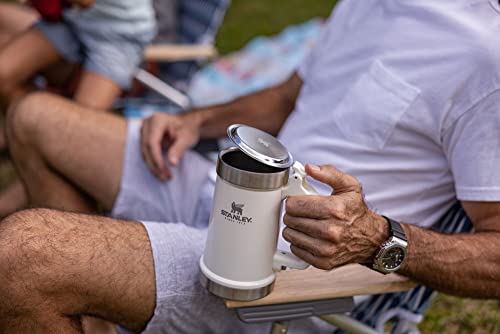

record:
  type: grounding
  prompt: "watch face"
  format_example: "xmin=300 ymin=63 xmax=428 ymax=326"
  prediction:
xmin=381 ymin=246 xmax=405 ymax=270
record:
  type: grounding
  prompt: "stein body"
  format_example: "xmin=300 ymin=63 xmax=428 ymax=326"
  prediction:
xmin=200 ymin=146 xmax=315 ymax=300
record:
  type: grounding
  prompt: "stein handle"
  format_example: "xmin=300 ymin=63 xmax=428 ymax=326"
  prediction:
xmin=273 ymin=161 xmax=320 ymax=272
xmin=282 ymin=161 xmax=319 ymax=197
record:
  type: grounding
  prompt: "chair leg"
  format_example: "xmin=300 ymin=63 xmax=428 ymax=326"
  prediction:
xmin=319 ymin=314 xmax=379 ymax=334
xmin=270 ymin=321 xmax=289 ymax=334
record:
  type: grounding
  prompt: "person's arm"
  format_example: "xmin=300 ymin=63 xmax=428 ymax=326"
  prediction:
xmin=397 ymin=201 xmax=500 ymax=298
xmin=190 ymin=72 xmax=303 ymax=139
xmin=282 ymin=165 xmax=500 ymax=299
xmin=140 ymin=73 xmax=303 ymax=180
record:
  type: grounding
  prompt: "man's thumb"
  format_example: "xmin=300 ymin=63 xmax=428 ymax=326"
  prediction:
xmin=305 ymin=164 xmax=361 ymax=194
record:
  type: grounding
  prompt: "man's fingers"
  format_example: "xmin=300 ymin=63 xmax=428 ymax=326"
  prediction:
xmin=147 ymin=121 xmax=169 ymax=172
xmin=167 ymin=134 xmax=193 ymax=166
xmin=140 ymin=121 xmax=157 ymax=175
xmin=283 ymin=215 xmax=342 ymax=242
xmin=290 ymin=245 xmax=333 ymax=271
xmin=283 ymin=227 xmax=336 ymax=257
xmin=286 ymin=195 xmax=333 ymax=219
xmin=305 ymin=164 xmax=361 ymax=194
xmin=140 ymin=141 xmax=162 ymax=179
xmin=140 ymin=119 xmax=170 ymax=180
xmin=149 ymin=140 xmax=170 ymax=179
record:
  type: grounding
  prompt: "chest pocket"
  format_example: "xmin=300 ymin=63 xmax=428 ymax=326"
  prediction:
xmin=333 ymin=60 xmax=420 ymax=149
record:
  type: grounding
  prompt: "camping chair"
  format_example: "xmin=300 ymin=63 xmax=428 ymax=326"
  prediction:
xmin=134 ymin=0 xmax=231 ymax=109
xmin=226 ymin=202 xmax=473 ymax=334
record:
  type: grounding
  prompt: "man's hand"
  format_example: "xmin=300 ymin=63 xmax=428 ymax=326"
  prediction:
xmin=283 ymin=165 xmax=389 ymax=270
xmin=140 ymin=112 xmax=201 ymax=181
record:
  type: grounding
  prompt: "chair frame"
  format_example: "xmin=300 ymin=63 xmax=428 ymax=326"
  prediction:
xmin=135 ymin=0 xmax=230 ymax=109
xmin=226 ymin=264 xmax=416 ymax=334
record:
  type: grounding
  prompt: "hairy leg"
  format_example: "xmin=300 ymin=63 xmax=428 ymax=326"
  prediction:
xmin=7 ymin=92 xmax=127 ymax=212
xmin=0 ymin=209 xmax=156 ymax=333
xmin=74 ymin=71 xmax=123 ymax=110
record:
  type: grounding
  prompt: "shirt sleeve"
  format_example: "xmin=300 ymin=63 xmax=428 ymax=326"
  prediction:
xmin=443 ymin=89 xmax=500 ymax=201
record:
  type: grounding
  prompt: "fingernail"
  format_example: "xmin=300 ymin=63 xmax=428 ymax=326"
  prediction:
xmin=309 ymin=164 xmax=320 ymax=172
xmin=170 ymin=157 xmax=178 ymax=166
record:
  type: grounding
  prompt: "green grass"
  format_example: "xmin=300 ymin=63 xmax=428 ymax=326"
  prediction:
xmin=215 ymin=1 xmax=500 ymax=333
xmin=422 ymin=295 xmax=500 ymax=334
xmin=215 ymin=0 xmax=336 ymax=54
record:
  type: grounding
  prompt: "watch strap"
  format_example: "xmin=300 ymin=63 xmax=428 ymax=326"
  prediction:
xmin=383 ymin=216 xmax=407 ymax=242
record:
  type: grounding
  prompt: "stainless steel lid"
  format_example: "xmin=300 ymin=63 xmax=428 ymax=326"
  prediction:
xmin=227 ymin=124 xmax=293 ymax=169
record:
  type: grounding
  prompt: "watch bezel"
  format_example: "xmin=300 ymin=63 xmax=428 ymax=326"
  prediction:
xmin=373 ymin=236 xmax=408 ymax=274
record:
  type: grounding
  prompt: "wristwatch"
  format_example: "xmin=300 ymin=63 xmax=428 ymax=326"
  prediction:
xmin=371 ymin=216 xmax=408 ymax=274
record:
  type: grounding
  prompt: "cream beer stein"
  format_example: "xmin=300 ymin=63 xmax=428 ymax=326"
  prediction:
xmin=200 ymin=124 xmax=319 ymax=301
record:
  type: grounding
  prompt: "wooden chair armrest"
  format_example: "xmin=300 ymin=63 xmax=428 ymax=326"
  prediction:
xmin=144 ymin=44 xmax=218 ymax=62
xmin=226 ymin=264 xmax=417 ymax=308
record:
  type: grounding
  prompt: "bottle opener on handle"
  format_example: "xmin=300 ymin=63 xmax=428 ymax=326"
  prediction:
xmin=283 ymin=161 xmax=318 ymax=197
xmin=272 ymin=161 xmax=319 ymax=272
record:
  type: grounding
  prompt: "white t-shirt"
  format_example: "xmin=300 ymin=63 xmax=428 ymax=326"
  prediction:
xmin=279 ymin=0 xmax=500 ymax=227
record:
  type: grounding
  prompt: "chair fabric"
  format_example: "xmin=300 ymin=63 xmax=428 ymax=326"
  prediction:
xmin=332 ymin=201 xmax=473 ymax=334
xmin=156 ymin=0 xmax=231 ymax=89
xmin=152 ymin=0 xmax=177 ymax=44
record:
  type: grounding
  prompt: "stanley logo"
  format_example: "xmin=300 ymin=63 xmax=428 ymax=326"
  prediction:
xmin=231 ymin=202 xmax=244 ymax=215
xmin=221 ymin=202 xmax=253 ymax=225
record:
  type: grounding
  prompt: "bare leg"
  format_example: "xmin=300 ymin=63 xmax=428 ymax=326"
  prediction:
xmin=0 ymin=3 xmax=38 ymax=46
xmin=61 ymin=72 xmax=125 ymax=333
xmin=0 ymin=3 xmax=76 ymax=90
xmin=74 ymin=71 xmax=123 ymax=110
xmin=0 ymin=71 xmax=122 ymax=217
xmin=0 ymin=3 xmax=38 ymax=148
xmin=0 ymin=14 xmax=121 ymax=213
xmin=0 ymin=27 xmax=61 ymax=108
xmin=0 ymin=208 xmax=156 ymax=333
xmin=0 ymin=70 xmax=123 ymax=216
xmin=6 ymin=92 xmax=126 ymax=212
xmin=0 ymin=180 xmax=26 ymax=217
xmin=0 ymin=16 xmax=135 ymax=333
xmin=6 ymin=92 xmax=138 ymax=332
xmin=0 ymin=4 xmax=75 ymax=217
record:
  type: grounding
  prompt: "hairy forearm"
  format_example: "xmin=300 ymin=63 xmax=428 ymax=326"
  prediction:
xmin=184 ymin=74 xmax=302 ymax=139
xmin=399 ymin=224 xmax=500 ymax=299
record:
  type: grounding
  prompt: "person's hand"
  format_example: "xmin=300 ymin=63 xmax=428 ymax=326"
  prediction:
xmin=283 ymin=165 xmax=389 ymax=270
xmin=140 ymin=112 xmax=201 ymax=181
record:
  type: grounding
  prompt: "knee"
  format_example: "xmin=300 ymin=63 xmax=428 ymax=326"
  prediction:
xmin=6 ymin=92 xmax=49 ymax=150
xmin=0 ymin=209 xmax=58 ymax=309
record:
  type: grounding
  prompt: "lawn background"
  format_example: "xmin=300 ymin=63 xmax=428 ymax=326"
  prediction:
xmin=215 ymin=1 xmax=499 ymax=333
